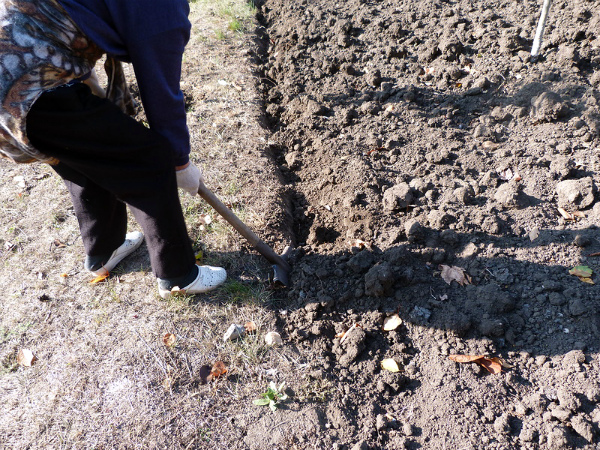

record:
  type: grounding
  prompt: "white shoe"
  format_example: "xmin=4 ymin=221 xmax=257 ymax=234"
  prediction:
xmin=89 ymin=231 xmax=144 ymax=277
xmin=158 ymin=264 xmax=227 ymax=299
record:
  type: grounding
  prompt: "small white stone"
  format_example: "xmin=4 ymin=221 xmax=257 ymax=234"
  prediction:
xmin=223 ymin=324 xmax=245 ymax=342
xmin=264 ymin=331 xmax=283 ymax=346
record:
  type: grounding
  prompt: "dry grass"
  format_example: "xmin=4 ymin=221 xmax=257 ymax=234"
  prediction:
xmin=0 ymin=1 xmax=296 ymax=448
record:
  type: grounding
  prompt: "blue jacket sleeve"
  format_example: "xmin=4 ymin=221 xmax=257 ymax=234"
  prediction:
xmin=128 ymin=27 xmax=191 ymax=166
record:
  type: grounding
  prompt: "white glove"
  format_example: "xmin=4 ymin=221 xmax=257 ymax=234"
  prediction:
xmin=176 ymin=163 xmax=204 ymax=195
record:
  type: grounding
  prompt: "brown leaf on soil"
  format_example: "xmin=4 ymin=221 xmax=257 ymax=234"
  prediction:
xmin=448 ymin=354 xmax=486 ymax=363
xmin=90 ymin=273 xmax=109 ymax=284
xmin=477 ymin=358 xmax=502 ymax=374
xmin=244 ymin=321 xmax=257 ymax=334
xmin=489 ymin=357 xmax=513 ymax=369
xmin=439 ymin=265 xmax=471 ymax=286
xmin=199 ymin=361 xmax=228 ymax=383
xmin=557 ymin=207 xmax=576 ymax=221
xmin=163 ymin=333 xmax=176 ymax=347
xmin=17 ymin=349 xmax=37 ymax=367
xmin=53 ymin=239 xmax=66 ymax=248
xmin=448 ymin=354 xmax=504 ymax=374
xmin=210 ymin=361 xmax=227 ymax=379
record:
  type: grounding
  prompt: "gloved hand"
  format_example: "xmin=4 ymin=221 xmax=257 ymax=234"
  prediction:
xmin=176 ymin=162 xmax=205 ymax=195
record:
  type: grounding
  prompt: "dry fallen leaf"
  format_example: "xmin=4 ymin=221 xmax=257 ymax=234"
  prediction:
xmin=558 ymin=207 xmax=573 ymax=220
xmin=211 ymin=361 xmax=227 ymax=378
xmin=439 ymin=265 xmax=471 ymax=286
xmin=264 ymin=331 xmax=283 ymax=346
xmin=244 ymin=321 xmax=257 ymax=334
xmin=557 ymin=207 xmax=584 ymax=221
xmin=489 ymin=357 xmax=513 ymax=369
xmin=349 ymin=239 xmax=370 ymax=250
xmin=497 ymin=167 xmax=522 ymax=182
xmin=53 ymin=239 xmax=67 ymax=248
xmin=381 ymin=358 xmax=401 ymax=373
xmin=449 ymin=354 xmax=504 ymax=375
xmin=17 ymin=349 xmax=37 ymax=367
xmin=339 ymin=323 xmax=361 ymax=344
xmin=569 ymin=266 xmax=593 ymax=279
xmin=482 ymin=141 xmax=499 ymax=150
xmin=163 ymin=333 xmax=176 ymax=347
xmin=382 ymin=314 xmax=402 ymax=331
xmin=90 ymin=273 xmax=109 ymax=284
xmin=448 ymin=354 xmax=485 ymax=363
xmin=169 ymin=287 xmax=187 ymax=297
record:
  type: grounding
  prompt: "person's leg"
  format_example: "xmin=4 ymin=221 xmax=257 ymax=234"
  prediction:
xmin=51 ymin=161 xmax=128 ymax=266
xmin=26 ymin=83 xmax=196 ymax=280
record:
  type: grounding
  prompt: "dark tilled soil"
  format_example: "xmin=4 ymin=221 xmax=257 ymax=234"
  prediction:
xmin=250 ymin=0 xmax=600 ymax=448
xmin=2 ymin=1 xmax=600 ymax=449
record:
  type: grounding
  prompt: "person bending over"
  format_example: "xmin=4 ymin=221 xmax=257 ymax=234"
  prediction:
xmin=0 ymin=0 xmax=226 ymax=298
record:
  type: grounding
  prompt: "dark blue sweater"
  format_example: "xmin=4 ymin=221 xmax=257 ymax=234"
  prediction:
xmin=58 ymin=0 xmax=192 ymax=166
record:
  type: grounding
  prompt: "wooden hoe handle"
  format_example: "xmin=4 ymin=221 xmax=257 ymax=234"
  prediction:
xmin=197 ymin=183 xmax=292 ymax=274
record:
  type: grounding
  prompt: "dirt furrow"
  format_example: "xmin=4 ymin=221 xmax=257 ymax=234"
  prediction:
xmin=251 ymin=0 xmax=600 ymax=448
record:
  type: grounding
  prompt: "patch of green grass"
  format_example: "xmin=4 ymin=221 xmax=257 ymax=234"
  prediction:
xmin=222 ymin=280 xmax=252 ymax=302
xmin=192 ymin=0 xmax=256 ymax=38
xmin=228 ymin=17 xmax=242 ymax=32
xmin=0 ymin=322 xmax=34 ymax=344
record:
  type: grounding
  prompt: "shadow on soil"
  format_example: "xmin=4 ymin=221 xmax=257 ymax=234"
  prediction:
xmin=204 ymin=224 xmax=600 ymax=361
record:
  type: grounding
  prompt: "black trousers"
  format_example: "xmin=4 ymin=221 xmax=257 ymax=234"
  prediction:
xmin=26 ymin=83 xmax=195 ymax=279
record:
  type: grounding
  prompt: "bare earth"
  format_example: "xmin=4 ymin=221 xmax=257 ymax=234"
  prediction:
xmin=2 ymin=0 xmax=600 ymax=449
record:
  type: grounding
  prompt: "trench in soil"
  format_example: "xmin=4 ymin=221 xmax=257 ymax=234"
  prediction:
xmin=246 ymin=0 xmax=600 ymax=448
